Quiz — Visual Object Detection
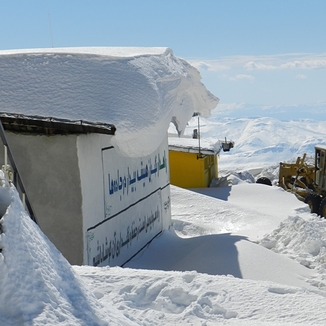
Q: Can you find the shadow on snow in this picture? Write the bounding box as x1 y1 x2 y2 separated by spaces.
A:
125 229 247 279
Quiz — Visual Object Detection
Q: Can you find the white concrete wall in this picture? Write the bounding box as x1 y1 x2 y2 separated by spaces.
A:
76 133 109 233
77 134 171 266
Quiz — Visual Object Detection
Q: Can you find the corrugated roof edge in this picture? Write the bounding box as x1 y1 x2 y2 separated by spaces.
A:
0 112 116 136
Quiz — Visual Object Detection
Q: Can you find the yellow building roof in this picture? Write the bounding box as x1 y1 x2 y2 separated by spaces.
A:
168 135 221 155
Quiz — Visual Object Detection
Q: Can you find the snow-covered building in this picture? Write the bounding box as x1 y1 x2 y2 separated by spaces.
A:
168 135 222 188
0 47 218 266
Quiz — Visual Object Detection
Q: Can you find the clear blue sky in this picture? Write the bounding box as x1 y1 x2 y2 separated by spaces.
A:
1 0 326 118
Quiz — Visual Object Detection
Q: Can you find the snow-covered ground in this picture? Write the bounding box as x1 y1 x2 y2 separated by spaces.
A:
2 148 326 325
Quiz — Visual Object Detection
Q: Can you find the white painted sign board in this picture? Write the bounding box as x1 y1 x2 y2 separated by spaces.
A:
86 140 170 266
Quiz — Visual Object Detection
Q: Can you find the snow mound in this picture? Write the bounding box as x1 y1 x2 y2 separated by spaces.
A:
0 183 133 325
260 215 326 278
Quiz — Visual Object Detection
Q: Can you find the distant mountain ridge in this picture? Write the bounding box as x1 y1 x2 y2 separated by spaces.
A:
183 116 326 171
208 102 326 121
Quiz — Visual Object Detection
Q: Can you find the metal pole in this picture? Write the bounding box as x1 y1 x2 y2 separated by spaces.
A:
198 116 201 157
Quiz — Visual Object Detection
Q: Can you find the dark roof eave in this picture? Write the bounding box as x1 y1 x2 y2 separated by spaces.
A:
0 113 116 136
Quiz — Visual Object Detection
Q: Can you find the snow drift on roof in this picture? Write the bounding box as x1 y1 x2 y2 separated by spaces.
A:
168 135 222 155
0 47 218 157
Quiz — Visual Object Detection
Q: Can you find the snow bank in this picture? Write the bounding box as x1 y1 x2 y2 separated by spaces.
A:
0 182 133 325
0 47 218 157
260 215 326 278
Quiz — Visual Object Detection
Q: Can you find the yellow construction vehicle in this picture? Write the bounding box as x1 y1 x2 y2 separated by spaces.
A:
278 145 326 217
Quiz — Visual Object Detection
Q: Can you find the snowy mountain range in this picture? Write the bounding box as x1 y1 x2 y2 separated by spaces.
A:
180 115 326 171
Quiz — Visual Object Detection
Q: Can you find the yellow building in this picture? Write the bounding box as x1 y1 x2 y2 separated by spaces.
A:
168 136 222 188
